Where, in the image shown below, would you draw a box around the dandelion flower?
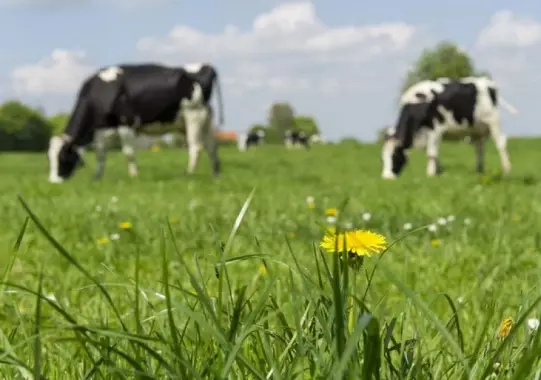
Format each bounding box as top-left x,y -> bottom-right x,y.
320,229 -> 387,257
325,208 -> 338,217
119,221 -> 132,230
97,237 -> 110,245
430,239 -> 442,247
362,212 -> 371,221
527,318 -> 540,332
110,233 -> 120,241
403,223 -> 412,230
498,317 -> 513,338
258,264 -> 268,276
428,224 -> 437,232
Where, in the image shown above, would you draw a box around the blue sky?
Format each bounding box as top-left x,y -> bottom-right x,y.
0,0 -> 539,141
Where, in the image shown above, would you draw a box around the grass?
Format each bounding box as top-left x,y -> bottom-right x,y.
1,138 -> 541,378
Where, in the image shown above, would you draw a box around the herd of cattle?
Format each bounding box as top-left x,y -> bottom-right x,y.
46,62 -> 520,183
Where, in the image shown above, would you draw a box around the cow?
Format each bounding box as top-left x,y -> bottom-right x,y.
381,76 -> 519,179
237,130 -> 266,152
284,130 -> 310,149
47,62 -> 224,183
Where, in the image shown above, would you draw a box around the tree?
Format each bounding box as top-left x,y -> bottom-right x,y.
294,115 -> 320,137
48,113 -> 70,136
268,102 -> 295,137
248,124 -> 266,135
0,101 -> 53,151
401,41 -> 477,93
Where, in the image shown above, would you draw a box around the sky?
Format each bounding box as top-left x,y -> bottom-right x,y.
0,0 -> 540,142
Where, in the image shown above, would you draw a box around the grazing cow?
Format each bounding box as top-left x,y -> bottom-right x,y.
381,76 -> 518,179
284,130 -> 310,149
237,130 -> 266,152
47,62 -> 224,183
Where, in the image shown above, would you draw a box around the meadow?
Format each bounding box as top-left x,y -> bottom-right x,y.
1,138 -> 541,379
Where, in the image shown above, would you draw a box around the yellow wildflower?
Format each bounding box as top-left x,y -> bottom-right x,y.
498,317 -> 513,338
512,215 -> 521,222
151,144 -> 161,152
320,229 -> 387,257
119,221 -> 132,230
258,264 -> 267,276
325,208 -> 338,217
97,237 -> 110,245
430,239 -> 442,247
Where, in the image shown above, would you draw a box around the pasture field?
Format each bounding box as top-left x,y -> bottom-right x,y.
1,139 -> 541,379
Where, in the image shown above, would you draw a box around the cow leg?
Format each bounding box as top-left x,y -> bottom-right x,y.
486,120 -> 511,174
118,126 -> 138,177
202,110 -> 221,177
426,130 -> 442,177
184,106 -> 206,174
93,129 -> 108,180
474,136 -> 486,173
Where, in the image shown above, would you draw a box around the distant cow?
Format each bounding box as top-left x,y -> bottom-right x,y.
47,62 -> 224,183
237,130 -> 265,152
285,130 -> 310,149
381,76 -> 518,179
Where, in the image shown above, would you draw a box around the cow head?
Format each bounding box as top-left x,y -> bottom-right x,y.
48,136 -> 85,183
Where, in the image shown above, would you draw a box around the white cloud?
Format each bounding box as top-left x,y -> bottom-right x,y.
476,10 -> 541,49
136,1 -> 419,92
11,49 -> 95,95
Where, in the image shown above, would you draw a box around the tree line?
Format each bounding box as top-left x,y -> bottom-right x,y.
0,40 -> 487,152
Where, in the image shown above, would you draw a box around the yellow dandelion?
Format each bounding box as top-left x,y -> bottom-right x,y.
498,317 -> 513,338
430,239 -> 442,247
258,264 -> 267,276
151,144 -> 161,152
119,221 -> 132,230
97,237 -> 110,245
320,229 -> 387,257
325,208 -> 338,217
512,215 -> 521,222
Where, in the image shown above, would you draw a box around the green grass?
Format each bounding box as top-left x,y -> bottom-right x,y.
1,138 -> 541,379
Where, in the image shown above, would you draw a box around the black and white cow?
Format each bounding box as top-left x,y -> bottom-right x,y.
381,76 -> 518,179
47,62 -> 224,183
284,130 -> 310,149
237,130 -> 266,151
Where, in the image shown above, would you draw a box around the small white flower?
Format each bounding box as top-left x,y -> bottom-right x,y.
447,215 -> 455,222
362,212 -> 371,221
111,196 -> 118,203
343,221 -> 353,229
326,216 -> 337,224
457,296 -> 465,304
464,218 -> 471,225
428,224 -> 437,232
45,293 -> 57,303
437,217 -> 447,225
403,223 -> 412,230
110,233 -> 120,241
306,196 -> 315,204
95,205 -> 102,212
528,318 -> 540,332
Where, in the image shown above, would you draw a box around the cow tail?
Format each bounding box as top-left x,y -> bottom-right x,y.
213,70 -> 224,128
499,96 -> 519,115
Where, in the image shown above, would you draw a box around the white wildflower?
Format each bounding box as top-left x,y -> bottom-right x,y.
447,215 -> 455,222
403,223 -> 412,231
343,221 -> 353,229
437,217 -> 447,225
428,224 -> 437,232
528,318 -> 540,332
362,212 -> 371,221
457,296 -> 465,304
326,216 -> 337,224
306,196 -> 315,204
45,293 -> 57,303
110,233 -> 120,241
